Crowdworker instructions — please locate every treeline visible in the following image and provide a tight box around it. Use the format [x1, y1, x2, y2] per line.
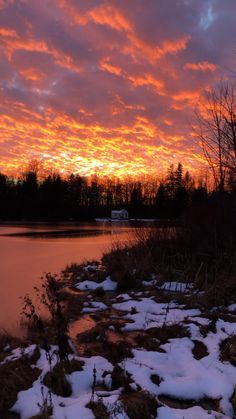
[0, 162, 229, 221]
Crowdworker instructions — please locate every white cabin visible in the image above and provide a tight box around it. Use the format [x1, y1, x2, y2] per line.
[111, 209, 129, 220]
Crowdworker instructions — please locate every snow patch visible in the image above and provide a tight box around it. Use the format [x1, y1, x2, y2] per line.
[76, 276, 117, 291]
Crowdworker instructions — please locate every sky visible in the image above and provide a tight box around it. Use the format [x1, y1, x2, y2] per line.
[0, 0, 236, 178]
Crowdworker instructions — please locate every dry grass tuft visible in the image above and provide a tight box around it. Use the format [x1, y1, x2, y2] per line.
[0, 355, 40, 411]
[120, 390, 159, 419]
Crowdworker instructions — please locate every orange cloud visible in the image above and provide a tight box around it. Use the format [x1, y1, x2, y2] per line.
[156, 37, 190, 59]
[58, 2, 189, 64]
[184, 61, 217, 72]
[100, 58, 123, 76]
[2, 1, 229, 178]
[127, 73, 165, 93]
[20, 67, 44, 81]
[0, 25, 81, 73]
[88, 3, 132, 33]
[0, 98, 203, 178]
[100, 57, 165, 94]
[0, 27, 18, 37]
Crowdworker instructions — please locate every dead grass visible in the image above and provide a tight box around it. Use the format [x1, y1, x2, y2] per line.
[220, 335, 236, 366]
[0, 332, 24, 363]
[43, 359, 84, 397]
[134, 333, 165, 352]
[62, 261, 106, 285]
[147, 324, 190, 344]
[192, 340, 209, 360]
[102, 202, 236, 307]
[230, 388, 236, 417]
[0, 353, 41, 411]
[111, 365, 132, 391]
[29, 409, 53, 419]
[86, 400, 109, 419]
[81, 339, 134, 363]
[120, 390, 160, 419]
[158, 394, 220, 411]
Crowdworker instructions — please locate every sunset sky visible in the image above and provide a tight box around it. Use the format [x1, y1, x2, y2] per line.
[0, 0, 236, 177]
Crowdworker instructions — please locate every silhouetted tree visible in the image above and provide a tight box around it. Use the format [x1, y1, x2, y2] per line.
[195, 82, 236, 191]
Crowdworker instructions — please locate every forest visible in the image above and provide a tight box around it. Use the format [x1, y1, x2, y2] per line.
[0, 162, 217, 220]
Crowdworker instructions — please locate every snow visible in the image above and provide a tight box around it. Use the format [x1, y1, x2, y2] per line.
[12, 351, 113, 419]
[157, 406, 230, 419]
[76, 276, 117, 291]
[1, 344, 37, 364]
[82, 301, 108, 313]
[112, 297, 200, 331]
[142, 279, 157, 286]
[68, 356, 113, 395]
[83, 264, 99, 272]
[159, 282, 193, 292]
[8, 285, 236, 419]
[123, 342, 236, 417]
[228, 303, 236, 311]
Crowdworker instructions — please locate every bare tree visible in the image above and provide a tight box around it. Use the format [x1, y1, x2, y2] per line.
[195, 82, 236, 191]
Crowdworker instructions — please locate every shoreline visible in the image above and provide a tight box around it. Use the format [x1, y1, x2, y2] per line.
[1, 258, 236, 418]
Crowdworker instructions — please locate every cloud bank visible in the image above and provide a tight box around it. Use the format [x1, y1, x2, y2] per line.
[0, 0, 235, 176]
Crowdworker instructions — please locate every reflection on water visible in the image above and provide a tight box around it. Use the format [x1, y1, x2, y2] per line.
[0, 222, 135, 334]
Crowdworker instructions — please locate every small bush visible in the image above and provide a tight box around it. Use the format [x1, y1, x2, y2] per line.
[111, 365, 132, 391]
[135, 333, 164, 352]
[0, 356, 40, 411]
[121, 391, 159, 419]
[147, 324, 190, 344]
[43, 363, 72, 397]
[87, 400, 109, 419]
[0, 333, 23, 363]
[101, 197, 236, 306]
[220, 335, 236, 366]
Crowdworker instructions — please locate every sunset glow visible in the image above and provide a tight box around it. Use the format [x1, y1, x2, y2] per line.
[0, 0, 236, 177]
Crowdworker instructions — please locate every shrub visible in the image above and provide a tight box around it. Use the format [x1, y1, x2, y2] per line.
[43, 363, 72, 397]
[0, 355, 40, 411]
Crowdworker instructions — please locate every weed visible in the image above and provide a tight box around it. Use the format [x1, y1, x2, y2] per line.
[0, 356, 40, 411]
[91, 365, 97, 401]
[0, 332, 23, 362]
[158, 394, 220, 411]
[130, 306, 138, 315]
[35, 380, 53, 419]
[147, 324, 190, 344]
[111, 365, 132, 391]
[192, 340, 209, 360]
[230, 388, 236, 418]
[87, 399, 109, 419]
[21, 273, 71, 363]
[134, 333, 165, 352]
[43, 363, 72, 397]
[220, 335, 236, 366]
[120, 391, 160, 419]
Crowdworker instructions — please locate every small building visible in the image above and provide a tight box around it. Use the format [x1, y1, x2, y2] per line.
[111, 209, 129, 220]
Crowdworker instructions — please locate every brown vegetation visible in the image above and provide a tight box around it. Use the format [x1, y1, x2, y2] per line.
[120, 391, 159, 419]
[0, 347, 41, 412]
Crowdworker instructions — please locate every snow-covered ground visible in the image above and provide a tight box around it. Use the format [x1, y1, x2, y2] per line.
[2, 276, 236, 419]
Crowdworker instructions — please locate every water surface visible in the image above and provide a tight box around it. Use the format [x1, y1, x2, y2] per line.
[0, 222, 134, 334]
